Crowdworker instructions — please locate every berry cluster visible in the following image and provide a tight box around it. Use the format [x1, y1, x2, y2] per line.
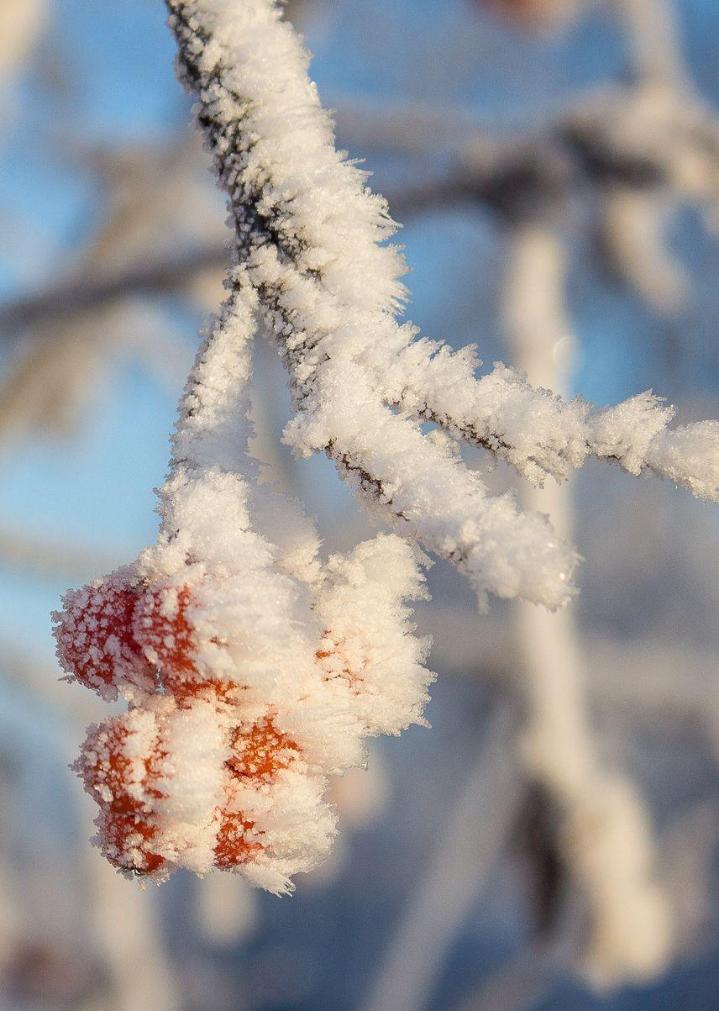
[53, 529, 432, 892]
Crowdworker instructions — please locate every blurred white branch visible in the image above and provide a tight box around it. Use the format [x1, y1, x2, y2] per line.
[0, 523, 120, 583]
[615, 0, 687, 88]
[0, 245, 228, 337]
[503, 220, 672, 985]
[0, 640, 104, 726]
[364, 704, 524, 1011]
[195, 873, 259, 946]
[599, 186, 688, 314]
[84, 850, 181, 1011]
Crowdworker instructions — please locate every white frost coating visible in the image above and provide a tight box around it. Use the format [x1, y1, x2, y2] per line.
[170, 276, 257, 473]
[374, 344, 719, 499]
[163, 0, 719, 620]
[166, 0, 581, 608]
[382, 355, 591, 486]
[153, 699, 229, 872]
[224, 762, 337, 895]
[314, 536, 433, 737]
[587, 392, 674, 476]
[645, 421, 719, 502]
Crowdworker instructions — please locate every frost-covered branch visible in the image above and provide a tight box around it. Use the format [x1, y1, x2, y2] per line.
[47, 0, 719, 905]
[381, 345, 719, 500]
[167, 0, 576, 607]
[165, 0, 719, 614]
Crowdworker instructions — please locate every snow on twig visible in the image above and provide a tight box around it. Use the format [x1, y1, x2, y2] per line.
[166, 0, 577, 608]
[166, 0, 719, 610]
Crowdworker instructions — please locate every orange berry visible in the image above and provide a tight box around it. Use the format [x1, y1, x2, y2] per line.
[53, 579, 155, 700]
[132, 584, 197, 687]
[171, 679, 243, 708]
[214, 816, 262, 869]
[227, 716, 299, 781]
[214, 716, 299, 869]
[76, 716, 166, 875]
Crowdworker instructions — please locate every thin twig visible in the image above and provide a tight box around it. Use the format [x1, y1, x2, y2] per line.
[0, 245, 229, 337]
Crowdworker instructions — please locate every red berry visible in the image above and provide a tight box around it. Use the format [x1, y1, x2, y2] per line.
[213, 815, 262, 870]
[53, 577, 155, 700]
[132, 584, 198, 690]
[227, 716, 299, 781]
[77, 706, 304, 875]
[76, 715, 166, 875]
[215, 716, 299, 869]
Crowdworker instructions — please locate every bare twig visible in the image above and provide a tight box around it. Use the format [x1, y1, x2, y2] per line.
[0, 245, 229, 337]
[0, 524, 121, 583]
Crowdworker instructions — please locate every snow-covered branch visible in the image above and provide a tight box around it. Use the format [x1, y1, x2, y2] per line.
[382, 349, 719, 500]
[167, 0, 573, 607]
[502, 220, 671, 986]
[165, 0, 719, 614]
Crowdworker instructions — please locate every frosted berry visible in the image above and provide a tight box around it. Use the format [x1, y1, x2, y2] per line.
[76, 713, 166, 875]
[53, 577, 155, 701]
[227, 715, 299, 782]
[315, 631, 364, 690]
[132, 584, 198, 690]
[76, 702, 315, 881]
[215, 716, 299, 869]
